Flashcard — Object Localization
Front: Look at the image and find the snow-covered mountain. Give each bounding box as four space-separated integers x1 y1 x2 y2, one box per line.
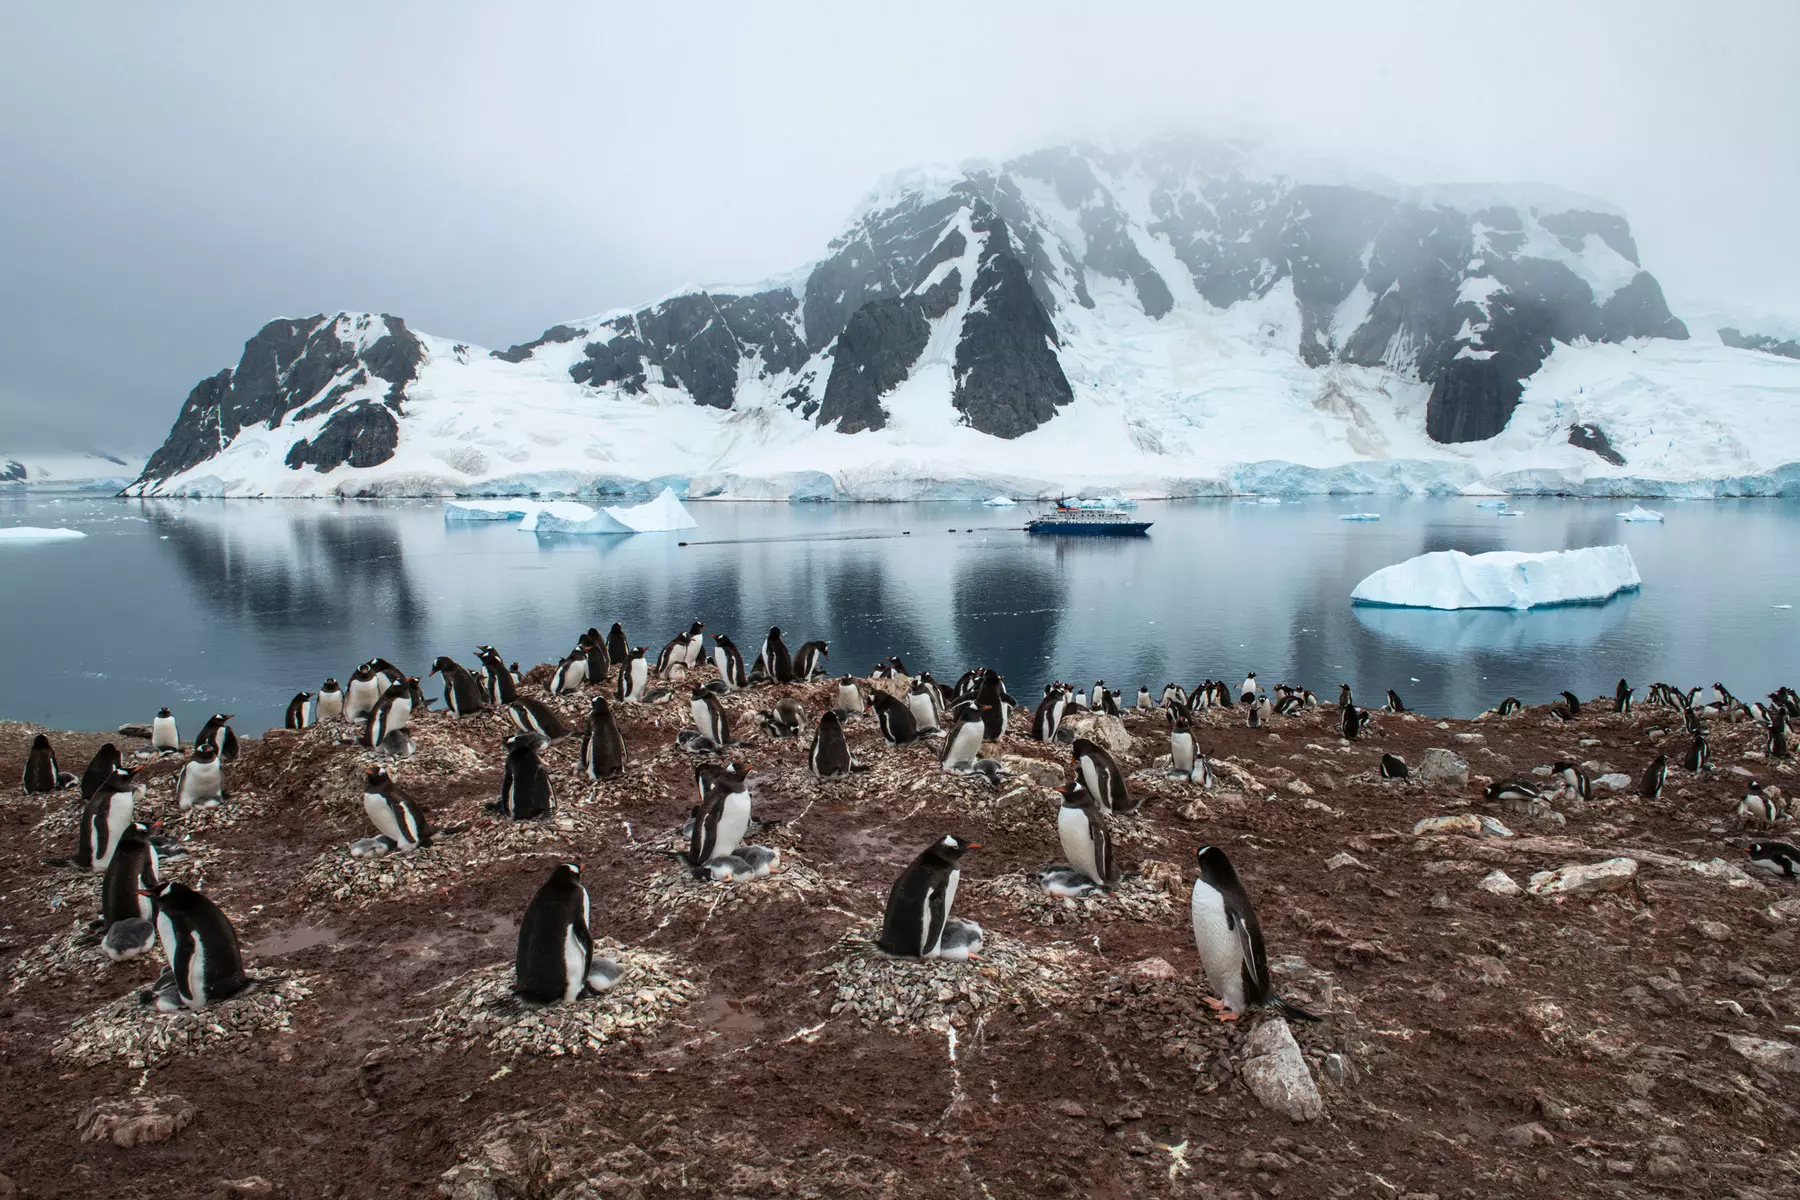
3 449 143 489
129 136 1800 499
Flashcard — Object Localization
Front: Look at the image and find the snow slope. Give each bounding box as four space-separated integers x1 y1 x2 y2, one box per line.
2 450 143 489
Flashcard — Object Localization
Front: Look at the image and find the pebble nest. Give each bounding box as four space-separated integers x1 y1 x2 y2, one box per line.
416 942 696 1059
633 851 850 919
975 860 1182 926
300 809 604 904
817 922 1092 1031
3 916 163 996
51 971 317 1068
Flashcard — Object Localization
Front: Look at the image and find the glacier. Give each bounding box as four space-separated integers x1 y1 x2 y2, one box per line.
1350 545 1642 610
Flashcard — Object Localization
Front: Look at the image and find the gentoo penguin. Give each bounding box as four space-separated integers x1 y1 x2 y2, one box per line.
876 835 984 960
579 696 626 781
474 646 517 707
1553 691 1582 722
1090 680 1107 710
976 669 1015 739
1769 710 1791 760
616 648 651 703
688 686 733 750
1553 761 1592 803
550 650 588 695
1342 705 1369 740
100 821 160 961
73 765 139 872
377 727 416 759
505 698 572 742
431 656 488 716
151 707 181 752
687 762 753 879
939 702 987 773
1161 683 1188 709
681 621 708 668
344 663 385 722
1031 684 1067 742
315 679 344 722
1640 753 1668 800
1385 689 1408 713
367 682 414 749
1738 782 1780 825
1483 777 1541 805
1073 737 1135 814
759 697 807 739
1745 840 1800 879
193 713 239 763
369 656 407 694
1136 686 1155 710
1239 673 1257 705
494 734 555 819
1246 699 1262 729
1614 679 1634 714
1496 697 1522 717
358 767 445 854
606 623 629 669
22 734 74 793
808 710 863 777
514 863 623 1003
712 634 748 691
760 627 794 684
886 655 910 678
1190 845 1316 1022
1168 715 1196 778
1099 688 1122 717
1683 732 1710 773
1057 777 1115 890
793 640 830 681
1337 683 1353 711
140 881 251 1012
577 629 611 685
284 692 314 730
908 678 944 733
1380 753 1408 780
870 689 922 745
833 676 866 717
80 743 122 801
176 741 228 810
654 634 690 679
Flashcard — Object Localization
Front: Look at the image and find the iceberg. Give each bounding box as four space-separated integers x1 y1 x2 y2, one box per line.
1617 505 1665 523
1339 513 1381 522
0 526 86 542
603 487 699 532
443 499 535 521
445 487 698 534
1351 545 1641 610
983 495 1018 507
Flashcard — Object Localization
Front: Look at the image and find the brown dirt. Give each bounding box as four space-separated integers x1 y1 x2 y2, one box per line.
1 674 1797 1199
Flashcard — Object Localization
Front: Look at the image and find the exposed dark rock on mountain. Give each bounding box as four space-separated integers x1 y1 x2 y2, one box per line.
568 291 807 409
816 297 930 434
283 402 401 472
1720 327 1800 361
1 460 24 483
1567 423 1626 466
952 212 1073 438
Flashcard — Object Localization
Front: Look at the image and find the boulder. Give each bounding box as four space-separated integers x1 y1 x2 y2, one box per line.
1239 1017 1324 1122
76 1094 197 1148
1478 870 1522 896
1721 1034 1800 1074
1417 749 1469 788
1527 858 1638 899
1061 712 1133 756
1412 814 1482 837
999 755 1065 788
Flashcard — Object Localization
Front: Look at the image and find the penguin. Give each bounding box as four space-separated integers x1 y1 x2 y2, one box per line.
360 767 438 853
876 835 984 960
887 655 910 678
616 647 651 703
681 621 708 668
1337 683 1354 711
431 656 488 716
1169 715 1197 779
1483 777 1541 805
505 698 572 743
1192 748 1217 789
151 706 181 752
687 762 753 879
366 682 414 749
871 661 895 680
174 741 227 810
1683 733 1710 773
655 634 690 679
1342 705 1369 740
377 728 416 759
870 689 921 745
140 881 251 1013
99 821 160 961
1385 689 1407 714
1614 679 1634 714
1769 709 1791 760
1239 673 1257 705
192 713 238 764
712 634 748 691
1161 683 1188 709
1496 697 1521 717
22 733 74 793
908 678 944 733
1380 753 1408 780
1031 684 1067 742
939 702 987 773
976 669 1015 739
606 623 629 669
493 734 555 819
1090 680 1107 710
1273 692 1304 716
1136 686 1155 710
577 629 611 685
73 765 139 872
760 627 794 684
1745 840 1800 879
80 743 122 801
759 697 807 739
579 696 626 781
514 863 622 1003
794 640 830 681
1190 845 1316 1022
1553 761 1593 803
1738 782 1780 825
344 664 385 722
1057 777 1115 889
475 646 517 707
1100 688 1123 717
369 656 407 694
808 710 864 777
1246 700 1262 729
833 676 866 717
315 679 344 722
1553 691 1582 722
551 650 589 695
285 692 314 730
1640 753 1668 800
688 686 733 750
1073 737 1135 814
1712 681 1736 710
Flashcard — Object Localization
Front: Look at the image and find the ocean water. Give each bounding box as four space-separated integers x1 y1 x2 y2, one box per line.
1 492 1796 732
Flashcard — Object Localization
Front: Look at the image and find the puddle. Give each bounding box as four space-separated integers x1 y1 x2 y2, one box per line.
254 924 341 956
692 993 766 1037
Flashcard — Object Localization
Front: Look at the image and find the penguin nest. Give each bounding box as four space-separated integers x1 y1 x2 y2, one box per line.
632 849 850 919
28 795 82 844
817 922 1092 1032
309 724 489 817
163 784 277 836
974 860 1183 927
416 942 696 1059
50 970 317 1069
300 808 607 905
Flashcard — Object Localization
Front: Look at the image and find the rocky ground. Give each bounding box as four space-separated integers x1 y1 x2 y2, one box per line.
1 666 1798 1200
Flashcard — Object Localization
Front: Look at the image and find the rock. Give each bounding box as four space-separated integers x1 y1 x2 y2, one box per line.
1478 870 1521 896
1527 858 1638 899
1683 858 1758 889
1285 780 1315 796
1690 919 1731 942
1478 816 1515 838
1412 814 1482 837
116 722 153 739
1239 1017 1324 1122
1500 1121 1556 1147
999 755 1064 788
1061 712 1133 756
210 1179 274 1200
1596 773 1632 791
1325 852 1368 872
1452 732 1484 744
1124 957 1179 986
76 1094 198 1148
1721 1034 1800 1074
1052 1099 1087 1118
0 1174 15 1200
1417 749 1469 788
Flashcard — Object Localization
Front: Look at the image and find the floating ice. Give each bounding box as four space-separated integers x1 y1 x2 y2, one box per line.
0 526 86 542
1475 500 1508 509
1351 545 1641 610
1616 505 1665 523
1339 513 1381 522
443 499 535 522
445 488 697 534
982 495 1018 507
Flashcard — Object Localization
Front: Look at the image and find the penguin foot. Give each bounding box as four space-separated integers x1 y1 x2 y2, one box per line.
584 958 625 993
1201 996 1241 1022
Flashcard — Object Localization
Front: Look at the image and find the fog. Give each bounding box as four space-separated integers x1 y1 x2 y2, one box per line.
2 0 1795 452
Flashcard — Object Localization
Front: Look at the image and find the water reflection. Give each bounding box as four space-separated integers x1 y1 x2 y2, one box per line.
1353 593 1638 656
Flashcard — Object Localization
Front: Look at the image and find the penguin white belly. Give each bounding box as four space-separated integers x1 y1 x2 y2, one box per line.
317 692 343 720
96 793 133 870
835 684 861 712
1170 733 1195 773
1058 806 1101 885
388 695 412 731
151 717 179 750
346 681 379 719
561 924 587 1003
712 791 752 862
1078 756 1105 808
185 935 209 1008
942 724 982 770
907 694 935 729
1190 880 1246 1013
178 761 223 809
364 793 406 845
155 911 179 969
712 648 732 686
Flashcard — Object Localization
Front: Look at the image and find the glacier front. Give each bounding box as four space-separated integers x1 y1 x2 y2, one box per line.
1351 545 1641 610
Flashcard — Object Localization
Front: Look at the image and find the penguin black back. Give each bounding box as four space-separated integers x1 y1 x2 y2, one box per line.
23 734 63 794
496 734 555 819
80 743 121 801
514 862 590 1003
876 835 979 957
580 696 627 780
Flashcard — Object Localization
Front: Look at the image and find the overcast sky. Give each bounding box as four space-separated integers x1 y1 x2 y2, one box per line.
3 0 1796 453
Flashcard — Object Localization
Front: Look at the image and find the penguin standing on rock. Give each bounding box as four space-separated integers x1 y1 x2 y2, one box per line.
176 741 228 810
1495 697 1522 717
616 648 651 703
606 624 629 669
686 763 775 881
1166 710 1196 781
1553 761 1592 803
494 734 555 819
1385 690 1407 714
908 678 944 733
99 821 160 962
681 621 708 668
939 702 988 774
1342 705 1369 741
195 714 239 763
285 693 315 730
315 680 344 722
80 743 122 801
808 710 865 777
1640 754 1668 800
367 683 414 749
876 835 984 959
70 765 139 872
514 863 624 1003
976 669 1015 739
1553 691 1582 722
832 677 866 718
22 734 75 793
686 686 733 752
1190 845 1317 1022
1073 738 1134 814
579 630 612 685
1615 679 1634 714
579 696 626 781
870 690 921 745
551 650 588 695
1239 674 1258 705
141 881 252 1012
712 635 748 692
1684 732 1710 773
1031 684 1067 743
1769 709 1790 760
794 640 830 681
655 634 690 680
1136 686 1155 710
475 647 517 707
431 656 488 716
152 707 180 752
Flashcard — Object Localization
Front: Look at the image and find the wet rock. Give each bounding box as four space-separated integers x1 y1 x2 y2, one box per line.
1721 1034 1800 1074
1417 749 1469 788
76 1094 198 1147
1412 814 1481 837
1478 870 1522 896
1527 857 1638 899
1239 1017 1324 1122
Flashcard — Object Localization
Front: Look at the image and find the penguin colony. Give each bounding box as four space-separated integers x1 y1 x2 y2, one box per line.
18 650 1799 1035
